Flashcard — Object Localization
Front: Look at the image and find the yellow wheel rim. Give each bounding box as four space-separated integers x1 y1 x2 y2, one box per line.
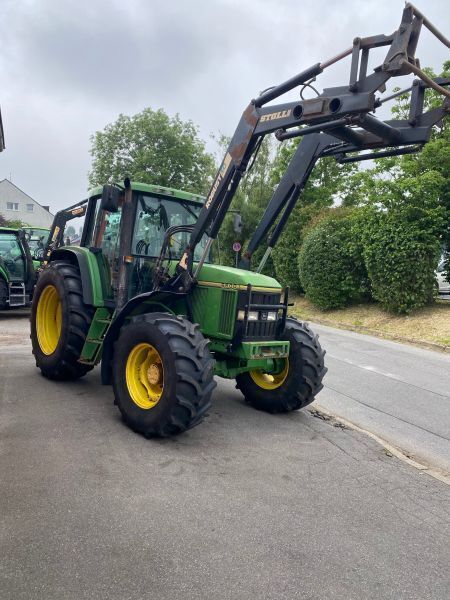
249 359 289 390
125 343 164 409
36 285 62 355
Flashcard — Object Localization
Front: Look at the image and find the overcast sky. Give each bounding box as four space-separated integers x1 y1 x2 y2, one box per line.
1 0 449 213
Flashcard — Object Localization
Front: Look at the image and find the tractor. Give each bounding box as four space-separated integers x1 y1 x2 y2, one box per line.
30 4 449 437
0 227 35 309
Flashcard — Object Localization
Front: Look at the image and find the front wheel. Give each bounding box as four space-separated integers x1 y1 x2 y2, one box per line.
112 313 216 437
236 318 327 413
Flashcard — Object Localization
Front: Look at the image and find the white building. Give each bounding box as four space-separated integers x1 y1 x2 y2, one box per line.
0 179 54 228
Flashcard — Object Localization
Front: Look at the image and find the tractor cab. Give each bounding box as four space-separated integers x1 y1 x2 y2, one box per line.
0 228 35 309
23 227 50 263
89 184 210 299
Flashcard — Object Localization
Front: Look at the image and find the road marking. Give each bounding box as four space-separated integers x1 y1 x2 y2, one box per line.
327 353 450 400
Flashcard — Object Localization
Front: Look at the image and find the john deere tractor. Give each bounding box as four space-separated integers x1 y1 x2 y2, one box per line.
0 227 35 309
31 5 449 437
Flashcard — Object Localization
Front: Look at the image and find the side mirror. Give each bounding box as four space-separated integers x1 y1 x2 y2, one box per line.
101 185 121 212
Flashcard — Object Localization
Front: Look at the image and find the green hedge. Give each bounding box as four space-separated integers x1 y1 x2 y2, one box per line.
298 214 368 310
272 207 316 292
360 209 442 314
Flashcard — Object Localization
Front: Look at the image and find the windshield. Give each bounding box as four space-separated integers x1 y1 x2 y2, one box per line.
24 228 49 258
0 233 25 280
132 194 208 261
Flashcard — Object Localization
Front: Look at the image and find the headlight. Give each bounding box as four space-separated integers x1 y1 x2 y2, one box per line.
237 310 278 321
237 310 259 321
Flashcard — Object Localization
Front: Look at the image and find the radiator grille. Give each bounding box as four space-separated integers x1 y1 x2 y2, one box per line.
192 287 208 324
218 290 236 335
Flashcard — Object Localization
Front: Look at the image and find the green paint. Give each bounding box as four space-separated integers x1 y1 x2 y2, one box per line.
61 246 106 306
213 340 289 378
0 264 9 283
191 285 237 339
80 307 113 364
197 263 281 290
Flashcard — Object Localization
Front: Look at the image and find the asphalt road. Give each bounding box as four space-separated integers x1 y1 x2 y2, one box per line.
1 311 449 600
313 324 450 475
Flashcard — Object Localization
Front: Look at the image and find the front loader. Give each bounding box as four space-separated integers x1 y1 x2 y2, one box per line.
31 4 449 437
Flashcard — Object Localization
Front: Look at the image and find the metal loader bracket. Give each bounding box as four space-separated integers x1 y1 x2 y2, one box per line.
168 3 449 286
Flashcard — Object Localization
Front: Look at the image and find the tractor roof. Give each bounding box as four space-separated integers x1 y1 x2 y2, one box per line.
88 181 205 205
0 227 20 235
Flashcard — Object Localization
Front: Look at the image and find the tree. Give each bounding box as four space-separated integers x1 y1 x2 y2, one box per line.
89 108 216 194
269 139 358 290
335 62 449 312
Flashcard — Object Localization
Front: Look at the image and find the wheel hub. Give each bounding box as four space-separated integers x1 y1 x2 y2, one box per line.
147 363 162 385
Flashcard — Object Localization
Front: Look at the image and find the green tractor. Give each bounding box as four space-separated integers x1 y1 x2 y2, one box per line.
30 5 449 436
0 227 35 309
31 182 324 436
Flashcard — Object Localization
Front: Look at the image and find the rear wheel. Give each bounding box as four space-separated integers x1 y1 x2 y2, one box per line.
112 313 216 438
31 261 94 380
236 318 326 413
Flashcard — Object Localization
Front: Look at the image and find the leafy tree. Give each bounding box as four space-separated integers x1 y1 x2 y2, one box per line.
89 108 216 194
335 62 449 311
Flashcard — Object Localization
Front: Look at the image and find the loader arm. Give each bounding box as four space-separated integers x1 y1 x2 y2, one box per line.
166 3 449 290
42 199 89 264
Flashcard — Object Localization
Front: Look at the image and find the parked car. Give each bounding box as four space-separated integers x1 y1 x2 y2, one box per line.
436 258 450 300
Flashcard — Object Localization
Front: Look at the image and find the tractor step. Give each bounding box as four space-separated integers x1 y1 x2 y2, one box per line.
79 307 114 365
9 282 26 307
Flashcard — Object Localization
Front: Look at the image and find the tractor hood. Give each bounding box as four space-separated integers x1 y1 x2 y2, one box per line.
197 263 281 292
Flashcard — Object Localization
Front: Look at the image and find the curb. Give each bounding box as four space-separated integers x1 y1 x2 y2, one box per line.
310 405 450 486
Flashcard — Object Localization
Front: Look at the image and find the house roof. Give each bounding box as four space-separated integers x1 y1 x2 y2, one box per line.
0 179 54 215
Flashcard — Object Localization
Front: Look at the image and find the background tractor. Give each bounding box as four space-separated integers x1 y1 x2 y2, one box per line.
31 4 449 437
0 227 35 309
23 227 51 263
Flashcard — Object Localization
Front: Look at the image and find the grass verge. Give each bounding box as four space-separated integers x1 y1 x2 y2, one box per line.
290 295 450 352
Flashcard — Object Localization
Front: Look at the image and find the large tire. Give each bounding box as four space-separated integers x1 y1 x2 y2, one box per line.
236 318 327 413
112 313 216 438
31 261 94 380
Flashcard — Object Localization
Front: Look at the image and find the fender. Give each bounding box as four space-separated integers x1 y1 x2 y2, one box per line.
0 264 9 284
101 290 187 385
48 247 103 306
